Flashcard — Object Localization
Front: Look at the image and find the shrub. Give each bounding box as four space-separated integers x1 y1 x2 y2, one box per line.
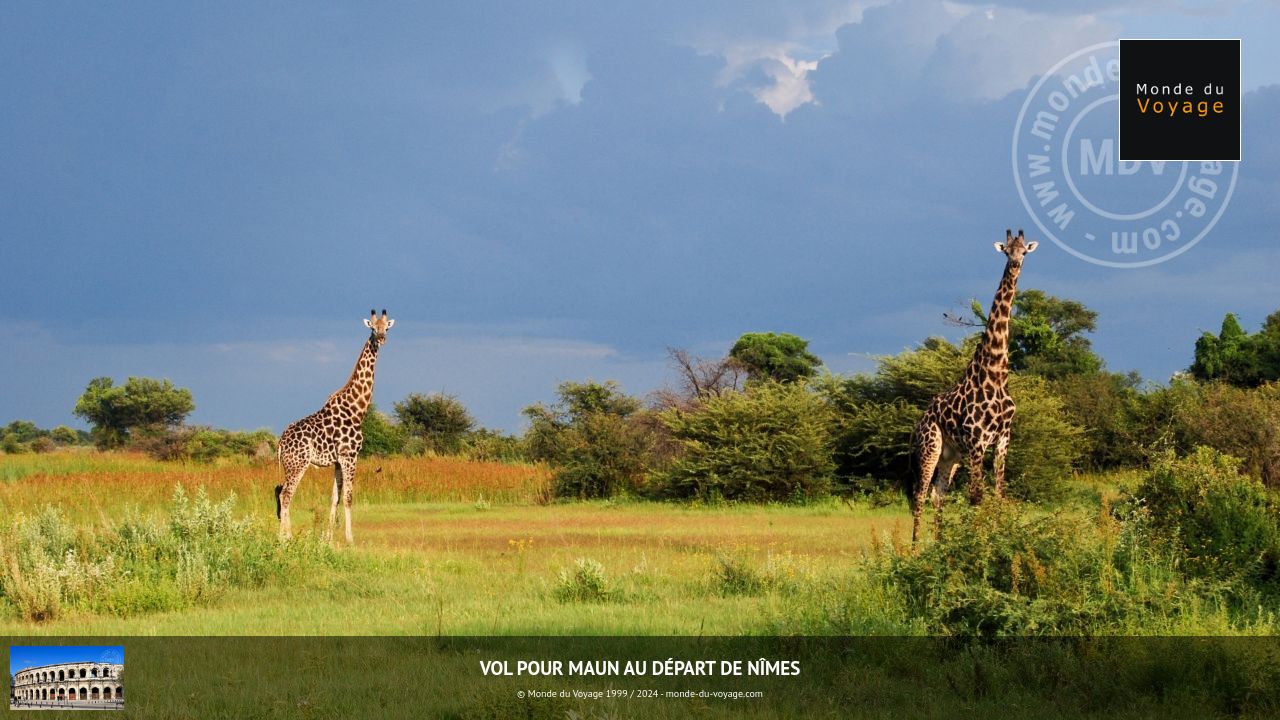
553 558 614 603
552 413 655 499
50 425 81 445
524 381 656 499
714 554 767 596
360 406 406 457
1167 381 1280 488
873 500 1194 636
393 393 475 454
653 381 834 502
817 339 1082 501
458 429 527 463
1050 371 1151 469
134 426 278 463
1002 374 1083 502
1128 447 1280 587
1 433 27 454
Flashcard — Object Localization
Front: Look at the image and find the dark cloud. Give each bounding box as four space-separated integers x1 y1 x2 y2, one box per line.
1 1 1276 431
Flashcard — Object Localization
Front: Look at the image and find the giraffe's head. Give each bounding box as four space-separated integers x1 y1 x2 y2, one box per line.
994 229 1038 266
363 309 395 345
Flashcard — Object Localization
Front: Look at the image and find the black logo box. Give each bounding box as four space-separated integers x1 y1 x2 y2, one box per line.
1119 39 1241 162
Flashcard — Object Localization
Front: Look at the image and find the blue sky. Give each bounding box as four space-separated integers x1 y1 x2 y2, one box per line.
9 646 124 675
3 1 1279 433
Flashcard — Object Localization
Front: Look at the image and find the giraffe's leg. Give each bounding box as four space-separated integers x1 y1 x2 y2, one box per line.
340 456 357 544
993 432 1011 499
327 463 342 542
912 424 942 548
933 460 961 540
966 445 988 505
277 462 307 540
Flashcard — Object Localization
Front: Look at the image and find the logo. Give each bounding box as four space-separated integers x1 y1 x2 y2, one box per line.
1119 39 1240 161
1012 41 1237 268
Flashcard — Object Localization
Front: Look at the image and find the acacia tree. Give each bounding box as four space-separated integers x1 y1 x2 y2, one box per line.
728 332 822 384
72 376 194 448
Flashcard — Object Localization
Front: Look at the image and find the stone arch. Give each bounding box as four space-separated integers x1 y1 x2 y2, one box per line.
91 686 100 700
79 687 87 700
80 668 86 678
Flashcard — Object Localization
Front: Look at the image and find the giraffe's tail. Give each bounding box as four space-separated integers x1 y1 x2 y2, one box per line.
274 485 284 519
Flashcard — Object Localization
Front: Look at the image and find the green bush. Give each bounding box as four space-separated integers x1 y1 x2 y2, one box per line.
134 426 277 463
360 405 406 457
817 339 1082 501
1003 374 1083 502
1050 371 1152 469
552 558 614 603
653 381 834 502
1 432 27 454
524 381 656 499
713 554 767 597
393 393 475 454
551 412 655 499
1166 381 1280 488
458 428 527 463
50 425 81 445
1128 447 1280 588
874 500 1200 636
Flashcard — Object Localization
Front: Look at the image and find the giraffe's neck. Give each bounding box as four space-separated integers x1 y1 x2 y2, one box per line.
967 259 1021 384
328 336 379 418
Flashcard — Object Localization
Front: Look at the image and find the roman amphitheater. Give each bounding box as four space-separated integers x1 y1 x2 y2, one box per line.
11 661 123 706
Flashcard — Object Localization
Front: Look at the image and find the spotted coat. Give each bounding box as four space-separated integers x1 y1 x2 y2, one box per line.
276 310 393 543
909 231 1037 545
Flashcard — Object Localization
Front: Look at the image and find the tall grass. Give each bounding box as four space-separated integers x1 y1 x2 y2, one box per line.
0 487 347 622
0 451 552 519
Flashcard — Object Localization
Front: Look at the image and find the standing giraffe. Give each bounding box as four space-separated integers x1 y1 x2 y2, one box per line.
909 230 1038 545
276 309 394 543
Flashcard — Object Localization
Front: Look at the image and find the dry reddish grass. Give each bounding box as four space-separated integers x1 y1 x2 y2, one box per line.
0 451 552 519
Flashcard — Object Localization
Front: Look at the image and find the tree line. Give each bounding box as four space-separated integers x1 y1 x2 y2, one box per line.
4 293 1279 506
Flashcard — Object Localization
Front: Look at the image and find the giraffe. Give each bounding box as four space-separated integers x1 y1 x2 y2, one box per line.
276 309 394 543
909 229 1038 545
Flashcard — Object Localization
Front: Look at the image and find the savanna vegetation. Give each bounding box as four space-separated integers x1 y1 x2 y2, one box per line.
2 293 1280 642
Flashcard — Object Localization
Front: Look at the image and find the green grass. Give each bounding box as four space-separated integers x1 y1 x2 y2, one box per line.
0 498 909 635
1 452 1275 638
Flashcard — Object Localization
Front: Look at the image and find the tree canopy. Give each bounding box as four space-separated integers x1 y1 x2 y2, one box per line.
728 332 822 384
972 289 1102 378
393 393 475 453
72 376 194 448
1191 311 1280 387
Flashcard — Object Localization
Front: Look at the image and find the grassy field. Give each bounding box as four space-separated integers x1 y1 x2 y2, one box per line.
0 451 911 636
5 453 1277 717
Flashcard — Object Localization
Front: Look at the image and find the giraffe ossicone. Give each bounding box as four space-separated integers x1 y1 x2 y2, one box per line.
909 229 1037 546
276 309 395 543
